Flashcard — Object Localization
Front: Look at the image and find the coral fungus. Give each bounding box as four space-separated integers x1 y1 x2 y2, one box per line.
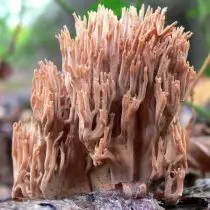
12 5 196 204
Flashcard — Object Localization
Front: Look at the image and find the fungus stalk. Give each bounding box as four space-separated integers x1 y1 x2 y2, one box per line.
12 5 196 205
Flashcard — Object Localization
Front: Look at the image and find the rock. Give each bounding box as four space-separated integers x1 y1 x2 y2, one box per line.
0 190 163 210
1 188 210 209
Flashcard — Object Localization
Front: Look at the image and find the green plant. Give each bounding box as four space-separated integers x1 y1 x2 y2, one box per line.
186 0 210 76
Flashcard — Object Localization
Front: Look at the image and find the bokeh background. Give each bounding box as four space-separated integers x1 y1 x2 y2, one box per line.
0 0 209 198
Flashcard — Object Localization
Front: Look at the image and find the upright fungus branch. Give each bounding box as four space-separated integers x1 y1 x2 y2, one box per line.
12 5 196 204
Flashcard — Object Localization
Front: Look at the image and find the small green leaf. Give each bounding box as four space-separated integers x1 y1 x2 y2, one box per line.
88 0 129 18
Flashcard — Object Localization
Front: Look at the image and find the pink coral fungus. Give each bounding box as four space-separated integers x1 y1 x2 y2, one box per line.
12 5 196 204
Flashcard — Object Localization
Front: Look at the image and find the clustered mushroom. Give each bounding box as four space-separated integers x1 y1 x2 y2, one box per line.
12 5 196 204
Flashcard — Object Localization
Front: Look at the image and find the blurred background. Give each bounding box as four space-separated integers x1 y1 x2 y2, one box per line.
0 0 209 198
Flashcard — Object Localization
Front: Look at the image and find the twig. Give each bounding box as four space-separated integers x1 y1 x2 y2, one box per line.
2 0 25 59
185 100 210 120
187 53 210 97
184 53 210 121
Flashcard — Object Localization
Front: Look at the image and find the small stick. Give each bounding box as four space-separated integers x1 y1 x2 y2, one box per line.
188 53 210 97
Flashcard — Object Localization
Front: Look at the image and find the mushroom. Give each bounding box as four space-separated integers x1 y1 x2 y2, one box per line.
12 5 196 204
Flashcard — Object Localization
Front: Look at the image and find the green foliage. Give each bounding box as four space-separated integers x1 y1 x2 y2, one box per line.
9 27 36 68
0 17 12 59
185 0 210 20
9 1 71 69
197 0 210 20
88 0 129 18
135 0 142 11
186 7 199 19
1 0 145 69
186 0 210 76
10 12 64 69
86 0 142 18
196 0 210 49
